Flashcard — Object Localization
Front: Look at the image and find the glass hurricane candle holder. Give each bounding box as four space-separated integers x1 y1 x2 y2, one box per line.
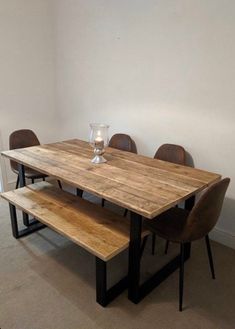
89 123 109 164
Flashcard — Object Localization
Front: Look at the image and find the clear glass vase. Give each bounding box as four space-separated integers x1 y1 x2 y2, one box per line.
89 123 109 163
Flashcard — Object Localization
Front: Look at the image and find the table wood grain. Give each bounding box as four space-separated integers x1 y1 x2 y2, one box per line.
1 139 221 219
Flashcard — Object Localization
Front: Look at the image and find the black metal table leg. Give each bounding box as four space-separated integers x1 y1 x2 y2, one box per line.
18 163 26 187
76 188 83 198
127 206 194 304
184 195 195 257
179 243 185 312
185 195 195 211
140 235 148 258
128 212 142 303
152 233 156 255
15 175 19 189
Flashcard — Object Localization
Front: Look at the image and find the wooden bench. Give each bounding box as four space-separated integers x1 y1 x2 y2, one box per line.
1 181 147 306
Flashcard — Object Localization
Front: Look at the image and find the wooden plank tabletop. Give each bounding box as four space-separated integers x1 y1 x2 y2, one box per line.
1 139 221 219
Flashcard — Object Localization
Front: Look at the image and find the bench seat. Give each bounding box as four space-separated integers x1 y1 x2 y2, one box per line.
1 181 149 306
1 181 148 261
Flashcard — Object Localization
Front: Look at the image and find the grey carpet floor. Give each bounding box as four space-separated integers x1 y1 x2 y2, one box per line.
0 195 235 329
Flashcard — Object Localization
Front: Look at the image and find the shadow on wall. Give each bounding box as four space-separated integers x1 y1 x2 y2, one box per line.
209 197 235 249
186 151 195 168
217 197 235 232
186 150 234 249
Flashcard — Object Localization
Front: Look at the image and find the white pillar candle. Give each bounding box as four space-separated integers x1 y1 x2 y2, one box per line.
94 136 104 149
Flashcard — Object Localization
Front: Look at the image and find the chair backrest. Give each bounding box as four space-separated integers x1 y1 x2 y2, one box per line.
183 178 230 242
154 144 186 165
9 129 40 172
109 133 137 153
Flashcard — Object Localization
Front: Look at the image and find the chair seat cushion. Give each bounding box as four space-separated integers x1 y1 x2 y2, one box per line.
144 207 190 243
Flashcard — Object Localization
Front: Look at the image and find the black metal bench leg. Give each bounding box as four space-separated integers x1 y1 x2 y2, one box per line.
205 235 215 279
95 257 128 307
9 204 19 238
8 203 45 239
18 164 30 227
96 258 108 307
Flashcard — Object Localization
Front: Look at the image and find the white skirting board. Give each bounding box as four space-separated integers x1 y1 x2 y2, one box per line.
210 227 235 250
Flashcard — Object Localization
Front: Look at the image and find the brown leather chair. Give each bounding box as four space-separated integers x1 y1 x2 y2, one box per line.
154 143 186 165
109 133 137 154
102 133 137 213
10 129 47 188
9 129 62 189
152 144 187 255
144 178 230 311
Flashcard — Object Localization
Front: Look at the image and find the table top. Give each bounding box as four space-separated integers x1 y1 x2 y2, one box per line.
2 139 221 219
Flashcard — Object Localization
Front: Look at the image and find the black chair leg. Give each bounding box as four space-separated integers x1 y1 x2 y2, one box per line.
205 235 215 279
165 240 170 254
152 233 156 255
179 243 185 312
15 175 19 189
140 235 148 258
31 178 34 184
123 209 128 217
102 198 105 207
42 177 45 181
57 180 62 189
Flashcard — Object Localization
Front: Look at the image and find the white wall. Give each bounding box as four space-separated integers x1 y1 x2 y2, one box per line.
0 0 59 189
55 0 235 247
0 1 234 248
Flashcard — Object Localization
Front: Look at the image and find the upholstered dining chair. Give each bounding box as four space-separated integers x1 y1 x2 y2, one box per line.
9 129 62 189
102 133 137 214
108 133 137 154
154 143 186 165
144 178 230 311
152 143 186 255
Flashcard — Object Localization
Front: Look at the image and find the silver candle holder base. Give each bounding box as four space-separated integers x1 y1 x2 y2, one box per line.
91 147 107 164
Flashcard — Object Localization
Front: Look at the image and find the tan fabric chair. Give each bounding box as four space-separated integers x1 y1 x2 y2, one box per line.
144 178 230 311
152 144 187 255
9 129 47 188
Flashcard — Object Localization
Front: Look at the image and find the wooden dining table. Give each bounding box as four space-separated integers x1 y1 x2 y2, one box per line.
1 139 221 304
